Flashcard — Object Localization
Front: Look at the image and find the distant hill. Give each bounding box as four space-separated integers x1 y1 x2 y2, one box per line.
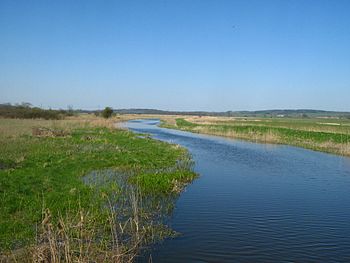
113 108 350 118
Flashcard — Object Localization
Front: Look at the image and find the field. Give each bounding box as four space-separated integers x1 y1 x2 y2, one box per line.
161 116 350 156
0 116 196 262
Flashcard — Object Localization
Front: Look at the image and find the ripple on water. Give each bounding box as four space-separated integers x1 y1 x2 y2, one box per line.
128 120 350 263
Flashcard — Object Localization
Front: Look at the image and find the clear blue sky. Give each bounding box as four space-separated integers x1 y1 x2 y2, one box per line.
1 0 350 111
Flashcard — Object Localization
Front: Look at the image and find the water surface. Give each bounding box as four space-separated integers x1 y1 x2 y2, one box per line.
124 119 350 262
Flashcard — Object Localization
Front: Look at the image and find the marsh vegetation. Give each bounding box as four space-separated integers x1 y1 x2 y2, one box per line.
161 116 350 156
0 116 196 262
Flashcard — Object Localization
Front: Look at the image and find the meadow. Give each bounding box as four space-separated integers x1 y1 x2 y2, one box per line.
161 116 350 156
0 116 196 262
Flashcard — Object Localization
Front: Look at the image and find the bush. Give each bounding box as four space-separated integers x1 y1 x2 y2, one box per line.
102 107 113 119
0 103 66 120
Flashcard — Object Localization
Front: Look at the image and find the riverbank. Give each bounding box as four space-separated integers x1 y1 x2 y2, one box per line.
0 117 196 261
161 117 350 157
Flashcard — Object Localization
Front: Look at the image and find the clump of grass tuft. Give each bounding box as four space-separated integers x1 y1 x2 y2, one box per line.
32 127 70 138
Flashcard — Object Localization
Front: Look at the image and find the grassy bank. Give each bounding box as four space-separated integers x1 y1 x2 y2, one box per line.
162 117 350 156
0 117 196 261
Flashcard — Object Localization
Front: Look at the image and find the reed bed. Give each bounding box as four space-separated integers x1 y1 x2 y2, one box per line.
164 117 350 157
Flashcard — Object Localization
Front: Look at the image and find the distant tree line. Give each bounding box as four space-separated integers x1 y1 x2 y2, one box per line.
113 108 350 118
3 103 349 120
0 103 75 120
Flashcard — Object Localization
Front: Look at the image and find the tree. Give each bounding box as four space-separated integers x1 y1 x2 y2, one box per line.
102 107 113 118
21 102 32 108
67 105 75 116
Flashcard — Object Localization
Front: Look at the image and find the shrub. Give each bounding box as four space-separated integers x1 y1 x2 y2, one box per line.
0 103 65 120
101 107 113 119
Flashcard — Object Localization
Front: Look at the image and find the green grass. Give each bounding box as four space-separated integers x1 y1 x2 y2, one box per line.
131 170 197 194
213 117 350 134
207 123 350 143
168 118 350 156
0 118 196 251
175 118 199 128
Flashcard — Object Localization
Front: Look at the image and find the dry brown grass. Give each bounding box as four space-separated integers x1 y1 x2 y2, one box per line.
185 115 350 134
184 116 233 125
199 124 350 156
161 116 350 157
2 191 148 263
196 126 350 156
300 141 350 156
191 125 282 144
0 115 119 138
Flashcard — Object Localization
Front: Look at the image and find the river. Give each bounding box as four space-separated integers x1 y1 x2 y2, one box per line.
124 119 350 262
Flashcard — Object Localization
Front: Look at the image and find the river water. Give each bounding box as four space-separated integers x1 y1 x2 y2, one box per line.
124 119 350 262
